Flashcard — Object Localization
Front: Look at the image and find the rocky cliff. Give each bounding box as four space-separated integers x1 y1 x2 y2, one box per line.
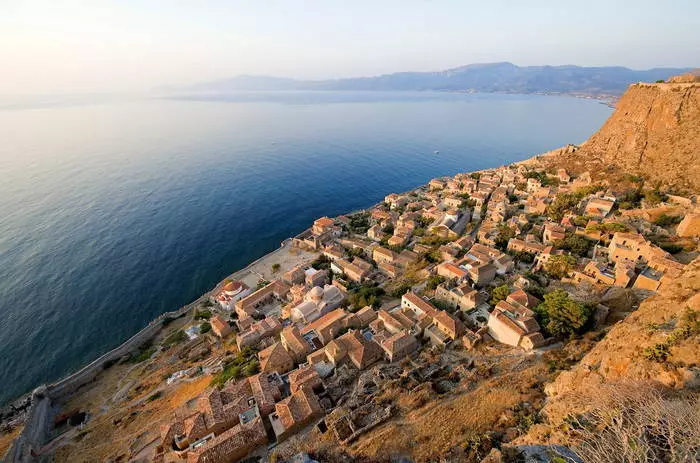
577 77 700 193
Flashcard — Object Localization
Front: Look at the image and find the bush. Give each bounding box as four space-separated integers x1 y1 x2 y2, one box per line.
490 284 510 305
272 263 281 273
653 214 682 227
494 224 515 251
194 310 212 320
554 234 594 257
162 330 187 348
513 251 535 264
586 222 627 234
347 282 385 309
348 212 370 234
210 347 259 387
544 254 576 279
535 289 592 338
426 275 446 291
128 346 156 364
311 254 331 270
643 189 668 206
200 322 212 334
388 281 413 298
547 193 582 221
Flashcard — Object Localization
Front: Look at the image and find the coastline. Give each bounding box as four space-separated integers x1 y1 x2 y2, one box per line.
2 163 504 411
0 144 573 461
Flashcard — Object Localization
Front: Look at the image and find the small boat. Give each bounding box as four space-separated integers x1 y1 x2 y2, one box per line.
434 150 440 154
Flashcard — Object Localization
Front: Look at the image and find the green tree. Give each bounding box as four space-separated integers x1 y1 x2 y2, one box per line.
200 322 212 334
535 289 592 338
545 254 576 279
513 251 535 264
271 263 281 273
426 275 446 291
554 234 594 257
494 224 516 251
490 284 510 305
311 254 331 270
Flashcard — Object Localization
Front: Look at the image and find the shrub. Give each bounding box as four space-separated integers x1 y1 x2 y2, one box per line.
210 347 259 387
311 254 331 270
494 224 516 251
643 342 670 362
554 233 594 257
544 254 576 279
388 281 413 298
586 222 628 234
426 275 446 291
162 330 187 348
490 284 510 305
535 289 592 338
147 391 163 402
347 282 385 309
643 189 668 206
513 251 535 264
128 346 156 364
653 214 682 227
194 310 212 320
271 263 281 273
348 212 370 234
200 322 212 334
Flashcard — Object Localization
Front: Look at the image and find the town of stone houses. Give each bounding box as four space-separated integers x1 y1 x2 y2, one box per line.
9 153 699 463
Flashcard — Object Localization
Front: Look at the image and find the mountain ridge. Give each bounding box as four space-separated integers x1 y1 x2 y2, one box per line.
175 62 695 97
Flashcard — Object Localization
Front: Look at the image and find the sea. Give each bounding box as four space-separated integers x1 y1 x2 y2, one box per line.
0 91 611 405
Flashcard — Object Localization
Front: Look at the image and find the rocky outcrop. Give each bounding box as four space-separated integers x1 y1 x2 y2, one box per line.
576 78 700 193
541 258 700 424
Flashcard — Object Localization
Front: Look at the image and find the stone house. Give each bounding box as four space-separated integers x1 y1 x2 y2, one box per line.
236 317 282 350
487 300 544 350
380 331 419 362
270 386 324 441
258 342 295 374
210 315 232 338
437 262 469 282
280 326 311 363
401 291 439 318
235 280 291 319
288 364 325 395
434 282 482 312
432 310 465 340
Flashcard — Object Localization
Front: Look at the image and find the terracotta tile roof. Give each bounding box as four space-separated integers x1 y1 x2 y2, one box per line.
433 310 465 338
402 291 439 317
314 217 334 227
258 342 293 373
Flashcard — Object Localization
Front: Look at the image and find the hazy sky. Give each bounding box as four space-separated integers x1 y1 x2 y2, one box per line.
2 0 699 95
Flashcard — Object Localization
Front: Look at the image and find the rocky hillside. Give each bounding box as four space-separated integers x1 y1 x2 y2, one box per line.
527 258 699 434
576 76 700 193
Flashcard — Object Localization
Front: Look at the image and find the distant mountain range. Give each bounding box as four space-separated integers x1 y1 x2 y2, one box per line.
175 62 694 97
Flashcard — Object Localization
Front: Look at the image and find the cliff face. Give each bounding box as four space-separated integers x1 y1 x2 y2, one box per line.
579 80 700 193
540 258 700 425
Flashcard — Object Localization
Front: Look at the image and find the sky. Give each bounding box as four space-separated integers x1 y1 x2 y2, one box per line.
1 0 699 95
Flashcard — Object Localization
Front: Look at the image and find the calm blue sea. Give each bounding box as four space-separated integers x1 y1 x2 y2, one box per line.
0 91 610 405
